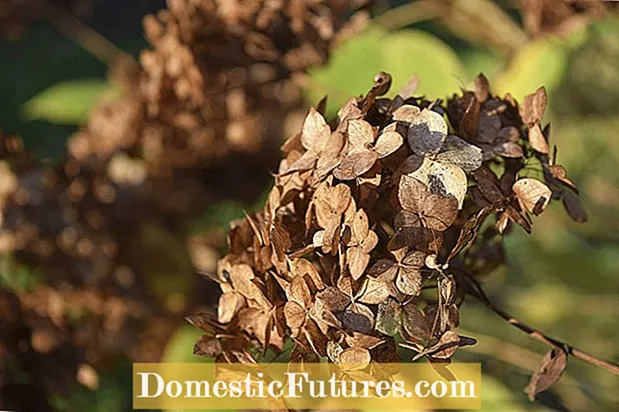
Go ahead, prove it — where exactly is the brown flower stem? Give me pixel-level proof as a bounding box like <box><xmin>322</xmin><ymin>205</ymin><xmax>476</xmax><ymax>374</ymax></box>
<box><xmin>42</xmin><ymin>3</ymin><xmax>131</xmax><ymax>65</ymax></box>
<box><xmin>459</xmin><ymin>329</ymin><xmax>594</xmax><ymax>411</ymax></box>
<box><xmin>461</xmin><ymin>272</ymin><xmax>619</xmax><ymax>376</ymax></box>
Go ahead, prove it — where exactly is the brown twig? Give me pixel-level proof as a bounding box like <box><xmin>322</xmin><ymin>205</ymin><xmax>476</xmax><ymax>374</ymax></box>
<box><xmin>460</xmin><ymin>272</ymin><xmax>619</xmax><ymax>376</ymax></box>
<box><xmin>458</xmin><ymin>329</ymin><xmax>594</xmax><ymax>411</ymax></box>
<box><xmin>42</xmin><ymin>3</ymin><xmax>132</xmax><ymax>65</ymax></box>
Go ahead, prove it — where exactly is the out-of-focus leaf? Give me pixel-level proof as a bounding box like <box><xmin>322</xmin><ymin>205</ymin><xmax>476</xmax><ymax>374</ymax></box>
<box><xmin>163</xmin><ymin>325</ymin><xmax>213</xmax><ymax>363</ymax></box>
<box><xmin>309</xmin><ymin>27</ymin><xmax>463</xmax><ymax>116</ymax></box>
<box><xmin>496</xmin><ymin>40</ymin><xmax>567</xmax><ymax>101</ymax></box>
<box><xmin>22</xmin><ymin>79</ymin><xmax>112</xmax><ymax>125</ymax></box>
<box><xmin>163</xmin><ymin>326</ymin><xmax>227</xmax><ymax>412</ymax></box>
<box><xmin>0</xmin><ymin>255</ymin><xmax>42</xmax><ymax>292</ymax></box>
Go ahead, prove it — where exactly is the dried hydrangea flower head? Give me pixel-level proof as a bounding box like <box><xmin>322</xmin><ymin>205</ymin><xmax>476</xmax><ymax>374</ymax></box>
<box><xmin>192</xmin><ymin>72</ymin><xmax>585</xmax><ymax>365</ymax></box>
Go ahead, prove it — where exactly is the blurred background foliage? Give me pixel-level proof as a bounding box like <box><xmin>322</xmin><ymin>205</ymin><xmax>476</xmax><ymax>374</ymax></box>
<box><xmin>1</xmin><ymin>0</ymin><xmax>619</xmax><ymax>411</ymax></box>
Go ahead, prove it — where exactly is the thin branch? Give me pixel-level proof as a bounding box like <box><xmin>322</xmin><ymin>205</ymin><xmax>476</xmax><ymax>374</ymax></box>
<box><xmin>42</xmin><ymin>4</ymin><xmax>132</xmax><ymax>66</ymax></box>
<box><xmin>458</xmin><ymin>329</ymin><xmax>595</xmax><ymax>411</ymax></box>
<box><xmin>460</xmin><ymin>271</ymin><xmax>619</xmax><ymax>376</ymax></box>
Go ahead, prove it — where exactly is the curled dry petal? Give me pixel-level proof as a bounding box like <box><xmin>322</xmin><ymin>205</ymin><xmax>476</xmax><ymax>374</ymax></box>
<box><xmin>528</xmin><ymin>123</ymin><xmax>549</xmax><ymax>154</ymax></box>
<box><xmin>218</xmin><ymin>292</ymin><xmax>245</xmax><ymax>323</ymax></box>
<box><xmin>521</xmin><ymin>86</ymin><xmax>548</xmax><ymax>125</ymax></box>
<box><xmin>513</xmin><ymin>178</ymin><xmax>552</xmax><ymax>215</ymax></box>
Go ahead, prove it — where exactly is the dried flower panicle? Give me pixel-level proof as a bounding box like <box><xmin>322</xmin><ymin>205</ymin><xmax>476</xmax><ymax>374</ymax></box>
<box><xmin>72</xmin><ymin>0</ymin><xmax>370</xmax><ymax>174</ymax></box>
<box><xmin>0</xmin><ymin>0</ymin><xmax>372</xmax><ymax>298</ymax></box>
<box><xmin>0</xmin><ymin>2</ymin><xmax>371</xmax><ymax>408</ymax></box>
<box><xmin>192</xmin><ymin>72</ymin><xmax>585</xmax><ymax>366</ymax></box>
<box><xmin>517</xmin><ymin>0</ymin><xmax>611</xmax><ymax>37</ymax></box>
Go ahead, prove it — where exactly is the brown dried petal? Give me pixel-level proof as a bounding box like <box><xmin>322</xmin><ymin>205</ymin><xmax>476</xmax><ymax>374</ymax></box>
<box><xmin>428</xmin><ymin>330</ymin><xmax>460</xmax><ymax>359</ymax></box>
<box><xmin>316</xmin><ymin>287</ymin><xmax>349</xmax><ymax>312</ymax></box>
<box><xmin>302</xmin><ymin>107</ymin><xmax>331</xmax><ymax>153</ymax></box>
<box><xmin>423</xmin><ymin>194</ymin><xmax>458</xmax><ymax>231</ymax></box>
<box><xmin>477</xmin><ymin>111</ymin><xmax>501</xmax><ymax>144</ymax></box>
<box><xmin>547</xmin><ymin>164</ymin><xmax>576</xmax><ymax>191</ymax></box>
<box><xmin>347</xmin><ymin>119</ymin><xmax>375</xmax><ymax>150</ymax></box>
<box><xmin>314</xmin><ymin>130</ymin><xmax>345</xmax><ymax>180</ymax></box>
<box><xmin>368</xmin><ymin>259</ymin><xmax>398</xmax><ymax>282</ymax></box>
<box><xmin>401</xmin><ymin>250</ymin><xmax>427</xmax><ymax>268</ymax></box>
<box><xmin>435</xmin><ymin>135</ymin><xmax>482</xmax><ymax>172</ymax></box>
<box><xmin>314</xmin><ymin>182</ymin><xmax>352</xmax><ymax>228</ymax></box>
<box><xmin>345</xmin><ymin>333</ymin><xmax>385</xmax><ymax>350</ymax></box>
<box><xmin>229</xmin><ymin>264</ymin><xmax>270</xmax><ymax>307</ymax></box>
<box><xmin>287</xmin><ymin>150</ymin><xmax>319</xmax><ymax>173</ymax></box>
<box><xmin>398</xmin><ymin>175</ymin><xmax>428</xmax><ymax>214</ymax></box>
<box><xmin>218</xmin><ymin>292</ymin><xmax>245</xmax><ymax>324</ymax></box>
<box><xmin>339</xmin><ymin>347</ymin><xmax>371</xmax><ymax>370</ymax></box>
<box><xmin>562</xmin><ymin>191</ymin><xmax>587</xmax><ymax>222</ymax></box>
<box><xmin>351</xmin><ymin>209</ymin><xmax>369</xmax><ymax>240</ymax></box>
<box><xmin>402</xmin><ymin>303</ymin><xmax>430</xmax><ymax>341</ymax></box>
<box><xmin>289</xmin><ymin>275</ymin><xmax>312</xmax><ymax>308</ymax></box>
<box><xmin>374</xmin><ymin>130</ymin><xmax>404</xmax><ymax>158</ymax></box>
<box><xmin>513</xmin><ymin>178</ymin><xmax>552</xmax><ymax>215</ymax></box>
<box><xmin>494</xmin><ymin>141</ymin><xmax>524</xmax><ymax>158</ymax></box>
<box><xmin>395</xmin><ymin>267</ymin><xmax>422</xmax><ymax>296</ymax></box>
<box><xmin>292</xmin><ymin>258</ymin><xmax>325</xmax><ymax>291</ymax></box>
<box><xmin>194</xmin><ymin>336</ymin><xmax>222</xmax><ymax>358</ymax></box>
<box><xmin>375</xmin><ymin>299</ymin><xmax>402</xmax><ymax>336</ymax></box>
<box><xmin>521</xmin><ymin>86</ymin><xmax>547</xmax><ymax>125</ymax></box>
<box><xmin>327</xmin><ymin>340</ymin><xmax>344</xmax><ymax>363</ymax></box>
<box><xmin>392</xmin><ymin>105</ymin><xmax>420</xmax><ymax>123</ymax></box>
<box><xmin>407</xmin><ymin>109</ymin><xmax>447</xmax><ymax>156</ymax></box>
<box><xmin>284</xmin><ymin>301</ymin><xmax>306</xmax><ymax>329</ymax></box>
<box><xmin>473</xmin><ymin>73</ymin><xmax>490</xmax><ymax>103</ymax></box>
<box><xmin>341</xmin><ymin>303</ymin><xmax>375</xmax><ymax>334</ymax></box>
<box><xmin>525</xmin><ymin>349</ymin><xmax>568</xmax><ymax>401</ymax></box>
<box><xmin>358</xmin><ymin>277</ymin><xmax>392</xmax><ymax>305</ymax></box>
<box><xmin>528</xmin><ymin>123</ymin><xmax>549</xmax><ymax>154</ymax></box>
<box><xmin>403</xmin><ymin>156</ymin><xmax>468</xmax><ymax>209</ymax></box>
<box><xmin>333</xmin><ymin>150</ymin><xmax>378</xmax><ymax>180</ymax></box>
<box><xmin>347</xmin><ymin>246</ymin><xmax>370</xmax><ymax>280</ymax></box>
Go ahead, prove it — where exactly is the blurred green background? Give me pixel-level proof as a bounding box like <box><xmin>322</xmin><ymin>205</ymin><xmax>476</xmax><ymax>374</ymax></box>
<box><xmin>2</xmin><ymin>0</ymin><xmax>619</xmax><ymax>411</ymax></box>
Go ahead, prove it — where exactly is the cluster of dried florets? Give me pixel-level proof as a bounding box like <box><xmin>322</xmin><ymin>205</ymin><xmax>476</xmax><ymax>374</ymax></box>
<box><xmin>1</xmin><ymin>0</ymin><xmax>370</xmax><ymax>288</ymax></box>
<box><xmin>0</xmin><ymin>2</ymin><xmax>370</xmax><ymax>407</ymax></box>
<box><xmin>192</xmin><ymin>72</ymin><xmax>585</xmax><ymax>366</ymax></box>
<box><xmin>517</xmin><ymin>0</ymin><xmax>611</xmax><ymax>37</ymax></box>
<box><xmin>72</xmin><ymin>0</ymin><xmax>370</xmax><ymax>174</ymax></box>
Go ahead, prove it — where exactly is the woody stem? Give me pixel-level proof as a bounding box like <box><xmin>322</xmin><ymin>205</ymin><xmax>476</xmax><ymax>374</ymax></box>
<box><xmin>462</xmin><ymin>272</ymin><xmax>619</xmax><ymax>375</ymax></box>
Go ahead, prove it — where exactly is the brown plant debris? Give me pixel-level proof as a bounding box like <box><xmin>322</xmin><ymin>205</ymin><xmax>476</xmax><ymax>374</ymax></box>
<box><xmin>191</xmin><ymin>72</ymin><xmax>586</xmax><ymax>377</ymax></box>
<box><xmin>0</xmin><ymin>1</ymin><xmax>370</xmax><ymax>409</ymax></box>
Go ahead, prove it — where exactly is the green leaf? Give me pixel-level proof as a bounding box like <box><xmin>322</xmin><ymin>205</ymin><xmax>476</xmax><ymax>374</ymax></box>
<box><xmin>308</xmin><ymin>27</ymin><xmax>463</xmax><ymax>117</ymax></box>
<box><xmin>162</xmin><ymin>325</ymin><xmax>213</xmax><ymax>364</ymax></box>
<box><xmin>163</xmin><ymin>326</ymin><xmax>227</xmax><ymax>412</ymax></box>
<box><xmin>22</xmin><ymin>79</ymin><xmax>112</xmax><ymax>125</ymax></box>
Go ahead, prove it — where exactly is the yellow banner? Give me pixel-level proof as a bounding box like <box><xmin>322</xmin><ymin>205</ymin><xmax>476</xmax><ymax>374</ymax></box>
<box><xmin>133</xmin><ymin>362</ymin><xmax>481</xmax><ymax>410</ymax></box>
